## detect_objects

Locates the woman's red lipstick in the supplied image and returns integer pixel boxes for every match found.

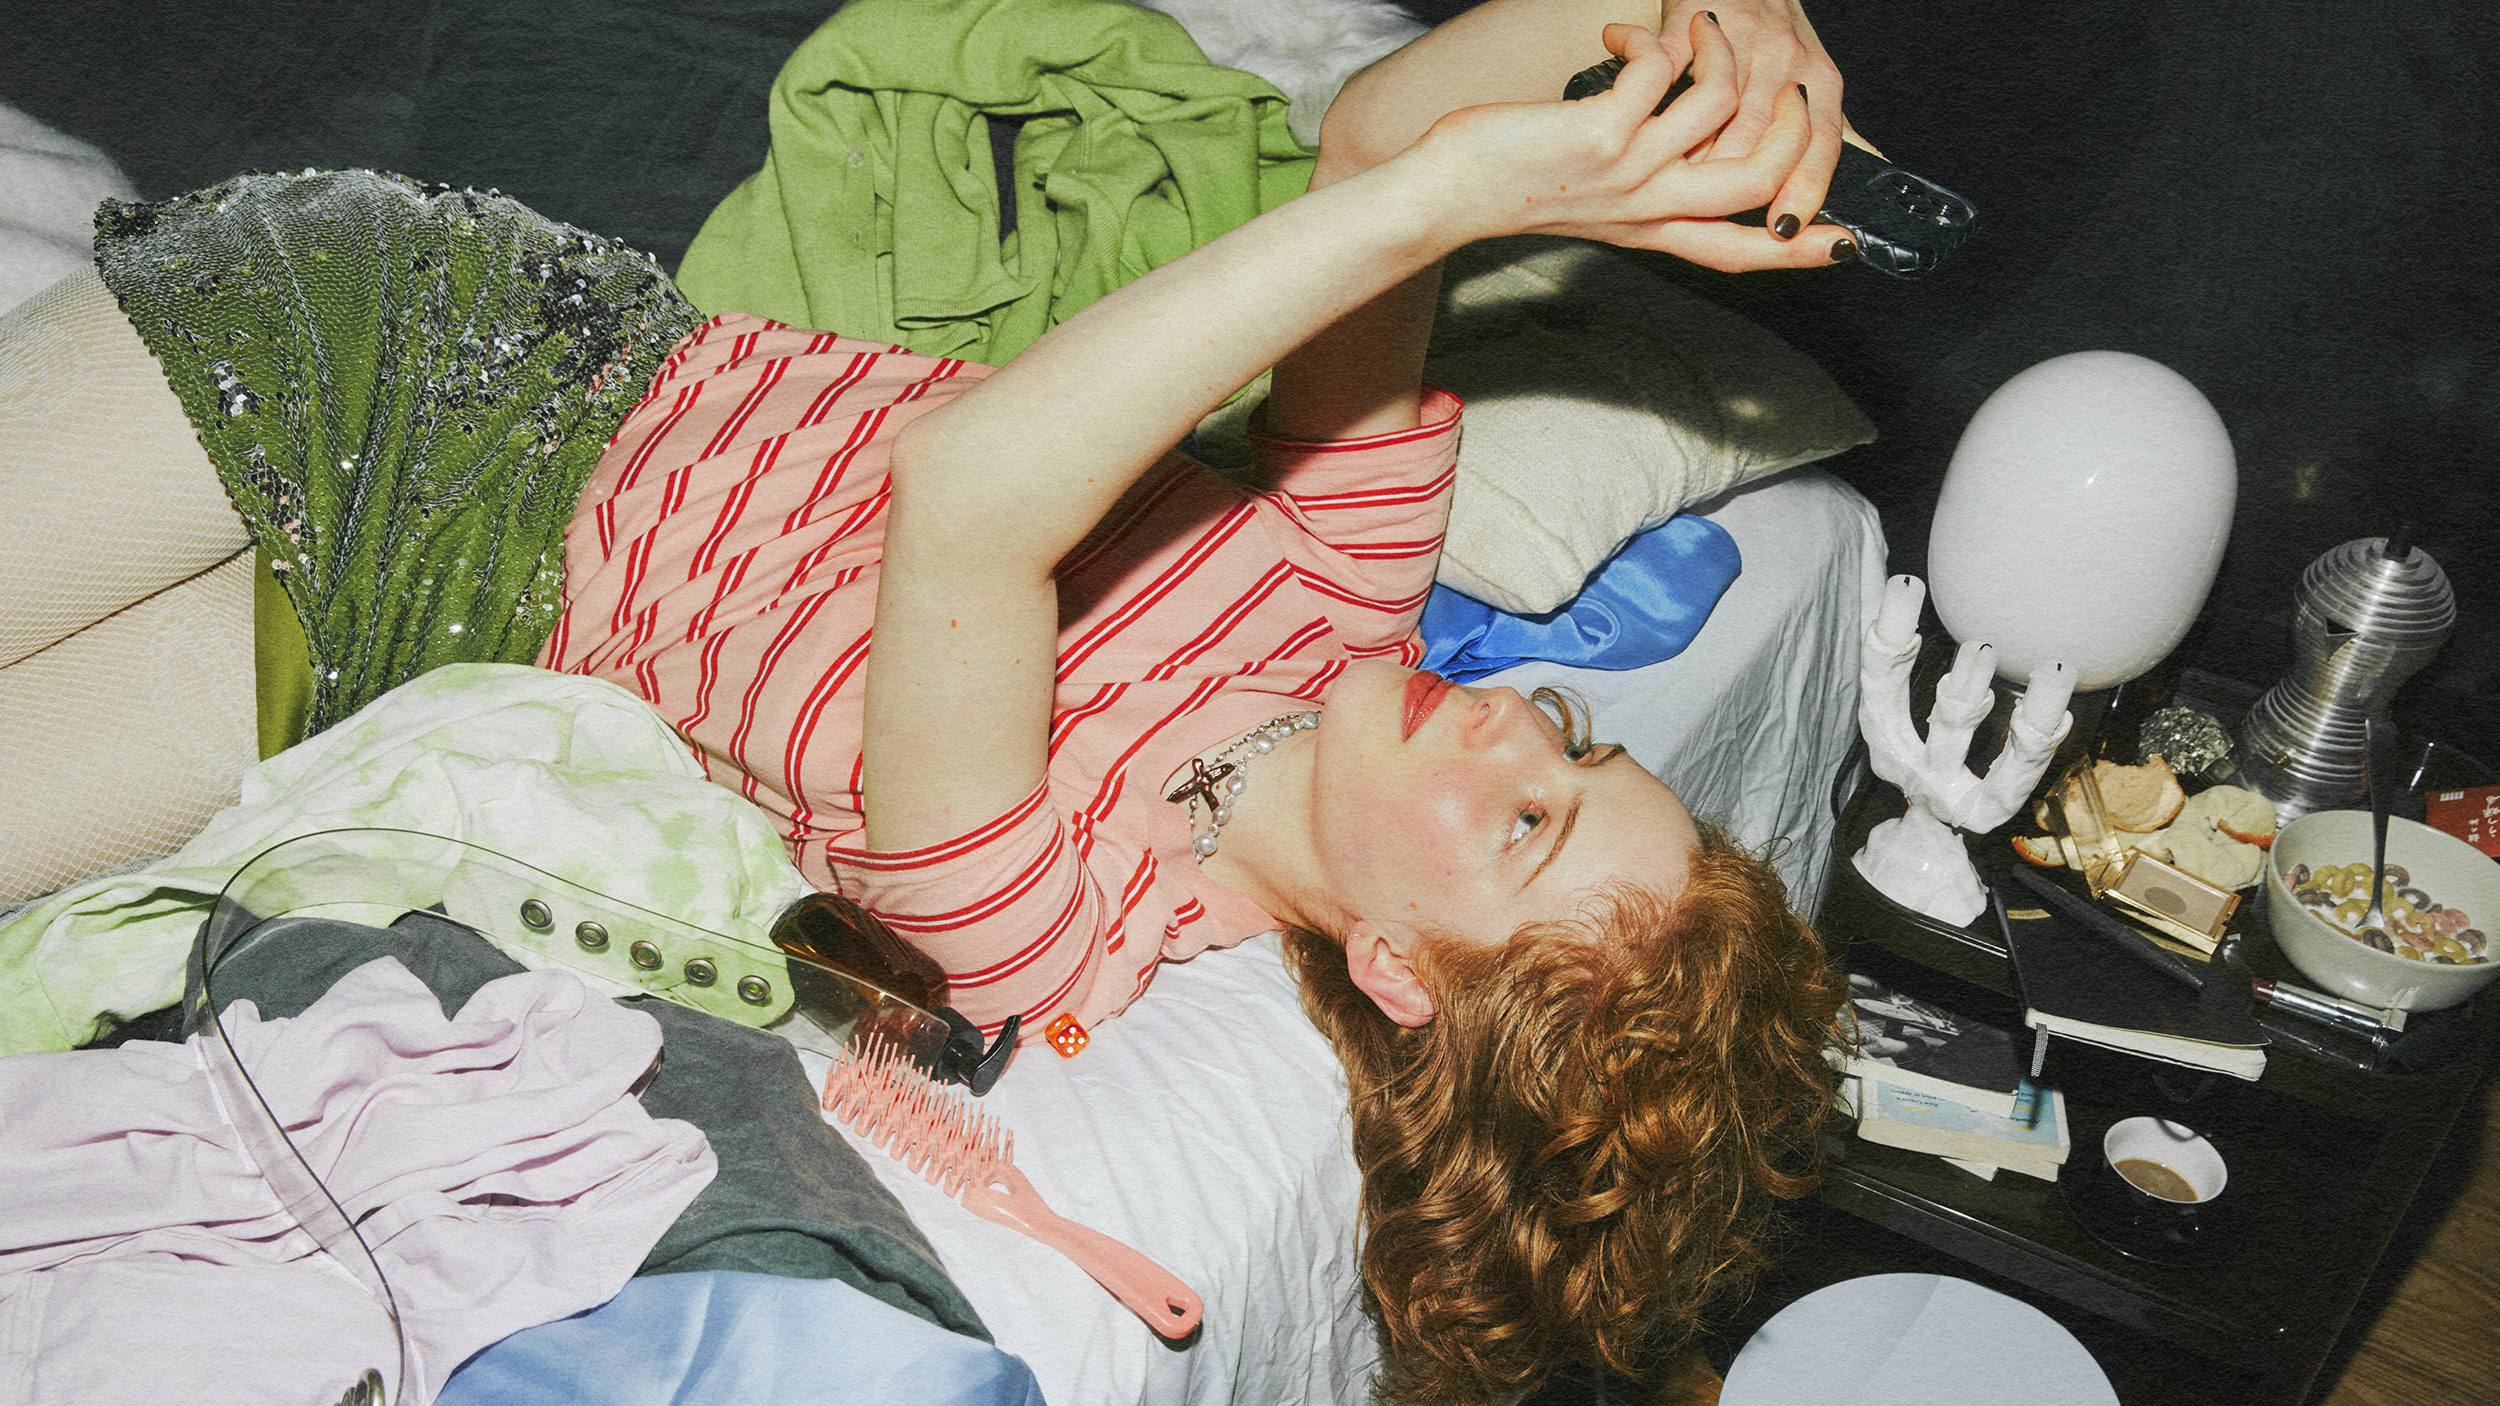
[1401,671,1451,740]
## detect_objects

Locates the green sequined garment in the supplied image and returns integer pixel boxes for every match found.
[94,169,704,737]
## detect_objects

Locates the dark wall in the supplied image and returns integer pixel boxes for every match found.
[1612,0,2500,754]
[8,0,2496,755]
[0,0,831,270]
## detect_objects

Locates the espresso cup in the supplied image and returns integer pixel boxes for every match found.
[2102,1117,2228,1210]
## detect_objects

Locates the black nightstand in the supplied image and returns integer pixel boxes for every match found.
[1780,668,2499,1406]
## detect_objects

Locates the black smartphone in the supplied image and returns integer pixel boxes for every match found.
[1561,56,1978,278]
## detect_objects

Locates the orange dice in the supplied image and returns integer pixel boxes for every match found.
[1044,1012,1088,1058]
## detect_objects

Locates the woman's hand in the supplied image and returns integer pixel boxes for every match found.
[1651,0,1870,242]
[1413,18,1851,271]
[1315,0,1866,258]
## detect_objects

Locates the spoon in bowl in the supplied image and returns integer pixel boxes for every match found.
[2359,710,2399,942]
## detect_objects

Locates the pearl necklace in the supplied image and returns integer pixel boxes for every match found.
[1165,711,1319,861]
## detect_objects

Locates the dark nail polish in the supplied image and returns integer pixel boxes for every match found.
[1704,11,1720,23]
[1796,83,1810,107]
[1830,238,1857,263]
[1774,213,1801,240]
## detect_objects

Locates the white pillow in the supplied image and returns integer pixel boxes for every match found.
[1195,236,1874,616]
[0,102,139,318]
[1426,236,1875,614]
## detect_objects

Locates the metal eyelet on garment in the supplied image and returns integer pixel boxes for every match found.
[519,899,553,930]
[575,921,609,952]
[684,958,718,987]
[629,940,663,970]
[737,974,773,1006]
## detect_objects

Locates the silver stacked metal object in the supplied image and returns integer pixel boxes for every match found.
[2239,537,2454,817]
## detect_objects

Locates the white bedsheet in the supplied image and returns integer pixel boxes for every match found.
[803,467,1888,1406]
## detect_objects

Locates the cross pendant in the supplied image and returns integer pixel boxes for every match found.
[1165,758,1236,809]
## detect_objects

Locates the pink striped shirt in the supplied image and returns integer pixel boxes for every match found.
[542,314,1461,1042]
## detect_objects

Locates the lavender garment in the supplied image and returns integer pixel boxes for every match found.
[0,958,716,1406]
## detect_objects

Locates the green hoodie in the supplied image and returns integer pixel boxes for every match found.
[676,0,1315,367]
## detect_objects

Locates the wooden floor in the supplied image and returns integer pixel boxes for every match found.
[2308,1067,2500,1406]
[1636,1069,2499,1406]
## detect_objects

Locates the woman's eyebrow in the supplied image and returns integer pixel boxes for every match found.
[1522,794,1582,893]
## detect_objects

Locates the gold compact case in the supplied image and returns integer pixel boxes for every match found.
[2103,849,2241,944]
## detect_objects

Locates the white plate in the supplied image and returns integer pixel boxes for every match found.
[1722,1273,2117,1406]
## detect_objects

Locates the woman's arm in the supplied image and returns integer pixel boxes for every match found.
[1271,0,1864,443]
[1318,0,1864,247]
[860,20,1828,851]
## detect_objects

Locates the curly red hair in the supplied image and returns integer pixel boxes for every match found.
[1286,816,1842,1404]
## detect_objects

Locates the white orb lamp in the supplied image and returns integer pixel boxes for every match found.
[1928,350,2237,692]
[1852,351,2237,926]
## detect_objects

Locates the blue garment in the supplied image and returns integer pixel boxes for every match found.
[439,1271,1045,1406]
[1419,514,1741,683]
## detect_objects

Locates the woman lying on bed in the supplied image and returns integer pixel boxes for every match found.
[2,2,1849,1400]
[555,12,1851,1397]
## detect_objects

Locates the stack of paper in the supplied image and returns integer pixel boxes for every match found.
[1842,1074,2070,1182]
[1831,974,2070,1180]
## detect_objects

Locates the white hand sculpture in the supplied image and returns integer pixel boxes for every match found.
[1852,575,2075,926]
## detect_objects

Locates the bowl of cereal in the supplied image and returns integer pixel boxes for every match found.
[2267,809,2500,1012]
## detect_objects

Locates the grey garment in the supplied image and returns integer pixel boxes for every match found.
[184,907,991,1342]
[93,169,703,736]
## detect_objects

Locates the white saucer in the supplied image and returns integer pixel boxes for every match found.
[1721,1273,2117,1406]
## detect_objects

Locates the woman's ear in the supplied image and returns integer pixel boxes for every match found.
[1344,920,1436,1028]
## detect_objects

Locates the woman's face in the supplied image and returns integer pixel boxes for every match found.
[1307,661,1702,945]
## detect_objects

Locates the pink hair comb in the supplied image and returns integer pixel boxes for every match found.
[823,1035,1205,1340]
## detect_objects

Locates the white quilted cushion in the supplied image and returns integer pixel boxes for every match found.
[1424,236,1876,614]
[1196,236,1874,616]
